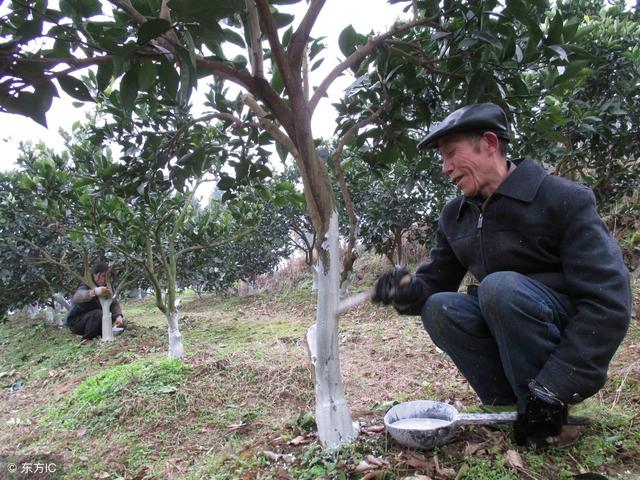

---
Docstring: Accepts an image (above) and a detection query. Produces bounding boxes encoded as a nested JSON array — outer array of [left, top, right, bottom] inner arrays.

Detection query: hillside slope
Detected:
[[1, 266, 639, 479]]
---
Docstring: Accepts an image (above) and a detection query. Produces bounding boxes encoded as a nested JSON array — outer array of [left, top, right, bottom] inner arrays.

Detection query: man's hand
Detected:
[[372, 268, 413, 305], [514, 380, 567, 445], [94, 286, 111, 298], [114, 315, 125, 328]]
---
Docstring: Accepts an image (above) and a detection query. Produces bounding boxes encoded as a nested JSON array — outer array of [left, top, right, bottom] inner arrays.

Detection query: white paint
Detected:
[[391, 418, 451, 430], [166, 310, 184, 359], [99, 296, 114, 342], [312, 210, 357, 449]]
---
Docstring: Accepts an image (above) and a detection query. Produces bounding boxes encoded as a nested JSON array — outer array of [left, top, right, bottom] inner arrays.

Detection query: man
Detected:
[[373, 103, 631, 446], [67, 262, 125, 341]]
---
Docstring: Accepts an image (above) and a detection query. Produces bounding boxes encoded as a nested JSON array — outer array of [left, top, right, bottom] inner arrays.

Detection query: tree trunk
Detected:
[[166, 309, 184, 359], [311, 211, 357, 449], [99, 296, 114, 342]]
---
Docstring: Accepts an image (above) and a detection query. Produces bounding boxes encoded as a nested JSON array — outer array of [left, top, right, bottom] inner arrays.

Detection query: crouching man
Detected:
[[373, 103, 631, 447], [67, 262, 125, 341]]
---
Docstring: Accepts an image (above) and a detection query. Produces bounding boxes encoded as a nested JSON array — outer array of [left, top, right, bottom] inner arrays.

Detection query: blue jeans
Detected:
[[421, 271, 574, 410]]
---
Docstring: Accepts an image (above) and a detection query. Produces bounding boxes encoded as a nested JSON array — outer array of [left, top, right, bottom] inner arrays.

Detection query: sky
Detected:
[[0, 0, 409, 172]]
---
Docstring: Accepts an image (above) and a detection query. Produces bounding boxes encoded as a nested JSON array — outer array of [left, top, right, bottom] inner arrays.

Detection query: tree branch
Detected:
[[12, 236, 85, 285], [245, 0, 265, 78], [176, 227, 255, 258], [242, 93, 300, 158], [253, 0, 298, 96], [332, 100, 392, 285], [287, 0, 326, 73], [309, 15, 441, 114]]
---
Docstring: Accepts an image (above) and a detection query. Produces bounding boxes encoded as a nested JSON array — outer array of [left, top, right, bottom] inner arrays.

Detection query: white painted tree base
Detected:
[[166, 310, 184, 359], [311, 211, 357, 449], [99, 297, 114, 342]]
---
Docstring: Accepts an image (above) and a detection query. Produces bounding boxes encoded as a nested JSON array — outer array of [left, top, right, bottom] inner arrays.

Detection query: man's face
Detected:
[[93, 271, 107, 286], [438, 133, 497, 198]]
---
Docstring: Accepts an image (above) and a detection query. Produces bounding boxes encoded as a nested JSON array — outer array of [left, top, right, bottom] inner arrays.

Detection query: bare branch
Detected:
[[309, 15, 440, 114], [287, 0, 326, 72], [158, 0, 180, 45], [245, 0, 265, 78], [242, 93, 300, 158], [196, 58, 295, 136], [332, 100, 392, 284], [163, 112, 246, 155], [253, 0, 298, 96], [176, 227, 255, 258]]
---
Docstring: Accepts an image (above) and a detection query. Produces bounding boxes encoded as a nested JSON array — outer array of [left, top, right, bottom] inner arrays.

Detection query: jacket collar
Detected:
[[456, 157, 548, 219]]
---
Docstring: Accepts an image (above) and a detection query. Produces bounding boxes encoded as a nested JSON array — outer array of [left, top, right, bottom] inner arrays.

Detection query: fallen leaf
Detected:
[[130, 467, 148, 480], [362, 472, 385, 480], [433, 455, 456, 478], [401, 452, 432, 471], [288, 435, 313, 446], [276, 467, 295, 480], [401, 476, 432, 480], [94, 473, 110, 479], [76, 427, 87, 438], [78, 455, 89, 462], [464, 442, 485, 456], [226, 421, 248, 433], [365, 455, 389, 467], [354, 460, 375, 473], [363, 425, 385, 434], [262, 451, 295, 464], [505, 449, 524, 470], [263, 451, 280, 462]]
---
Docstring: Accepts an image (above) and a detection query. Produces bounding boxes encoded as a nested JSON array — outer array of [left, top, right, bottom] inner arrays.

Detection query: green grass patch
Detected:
[[46, 358, 191, 432]]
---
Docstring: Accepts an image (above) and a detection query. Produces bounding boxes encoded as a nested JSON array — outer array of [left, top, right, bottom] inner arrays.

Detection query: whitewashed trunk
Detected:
[[99, 297, 114, 342], [166, 310, 184, 359], [52, 293, 68, 327], [311, 211, 357, 449]]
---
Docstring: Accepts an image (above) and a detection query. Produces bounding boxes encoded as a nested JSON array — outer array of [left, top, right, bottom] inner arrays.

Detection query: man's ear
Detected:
[[482, 131, 500, 152]]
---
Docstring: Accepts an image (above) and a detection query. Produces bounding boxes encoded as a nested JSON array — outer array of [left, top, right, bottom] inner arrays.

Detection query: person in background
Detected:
[[373, 103, 631, 447], [67, 262, 125, 341]]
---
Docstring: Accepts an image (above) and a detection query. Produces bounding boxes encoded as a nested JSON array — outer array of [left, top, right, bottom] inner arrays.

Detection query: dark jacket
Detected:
[[66, 283, 122, 322], [397, 156, 631, 403]]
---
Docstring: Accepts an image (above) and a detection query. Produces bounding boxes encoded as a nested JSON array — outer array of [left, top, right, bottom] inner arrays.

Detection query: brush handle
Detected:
[[456, 411, 518, 426]]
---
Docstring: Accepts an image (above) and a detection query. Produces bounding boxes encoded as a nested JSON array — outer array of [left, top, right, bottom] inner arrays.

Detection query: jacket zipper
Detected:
[[473, 203, 489, 276]]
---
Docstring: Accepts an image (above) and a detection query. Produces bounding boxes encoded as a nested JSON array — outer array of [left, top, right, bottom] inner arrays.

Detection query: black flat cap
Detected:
[[417, 103, 510, 149]]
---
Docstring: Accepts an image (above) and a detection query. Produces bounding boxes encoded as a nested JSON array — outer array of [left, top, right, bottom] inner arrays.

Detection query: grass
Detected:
[[0, 263, 638, 479]]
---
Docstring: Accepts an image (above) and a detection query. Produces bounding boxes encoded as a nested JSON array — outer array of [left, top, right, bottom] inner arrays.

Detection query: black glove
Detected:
[[513, 380, 567, 446], [372, 268, 413, 305]]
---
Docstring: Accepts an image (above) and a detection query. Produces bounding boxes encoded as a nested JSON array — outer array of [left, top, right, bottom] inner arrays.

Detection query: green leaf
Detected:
[[546, 11, 564, 45], [57, 75, 93, 102], [217, 175, 235, 191], [222, 28, 245, 48], [272, 12, 294, 29], [137, 18, 171, 45], [138, 59, 156, 91], [15, 19, 43, 41], [0, 92, 48, 127], [546, 44, 568, 62], [120, 68, 139, 111], [339, 25, 357, 57], [474, 31, 502, 49], [159, 59, 179, 98], [96, 62, 114, 91]]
